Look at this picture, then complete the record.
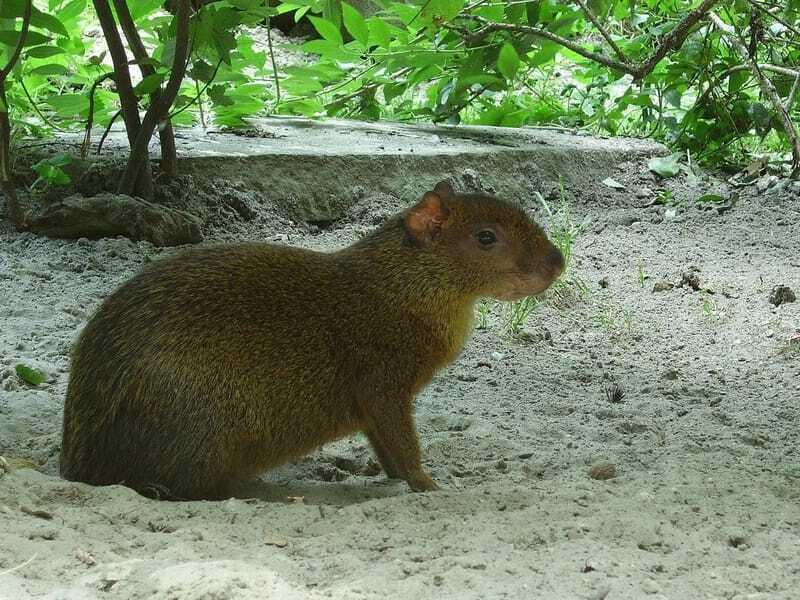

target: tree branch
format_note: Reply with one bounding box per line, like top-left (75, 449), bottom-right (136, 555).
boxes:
top-left (459, 0), bottom-right (720, 82)
top-left (709, 11), bottom-right (800, 176)
top-left (460, 15), bottom-right (639, 77)
top-left (632, 0), bottom-right (721, 80)
top-left (572, 0), bottom-right (628, 64)
top-left (1, 0), bottom-right (33, 230)
top-left (118, 0), bottom-right (190, 196)
top-left (112, 0), bottom-right (177, 177)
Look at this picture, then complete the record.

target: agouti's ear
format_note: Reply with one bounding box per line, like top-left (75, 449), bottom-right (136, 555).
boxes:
top-left (433, 180), bottom-right (454, 199)
top-left (405, 192), bottom-right (450, 243)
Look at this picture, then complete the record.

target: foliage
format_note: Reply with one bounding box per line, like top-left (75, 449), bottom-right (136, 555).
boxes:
top-left (0, 0), bottom-right (799, 196)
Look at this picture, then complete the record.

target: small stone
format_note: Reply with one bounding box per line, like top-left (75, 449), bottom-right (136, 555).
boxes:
top-left (641, 578), bottom-right (660, 594)
top-left (490, 351), bottom-right (505, 361)
top-left (598, 277), bottom-right (609, 288)
top-left (755, 174), bottom-right (777, 193)
top-left (769, 285), bottom-right (796, 306)
top-left (679, 271), bottom-right (701, 291)
top-left (588, 462), bottom-right (616, 480)
top-left (663, 369), bottom-right (680, 380)
top-left (652, 280), bottom-right (674, 292)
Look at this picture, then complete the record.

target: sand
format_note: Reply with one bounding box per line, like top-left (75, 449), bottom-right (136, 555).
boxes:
top-left (1, 151), bottom-right (799, 599)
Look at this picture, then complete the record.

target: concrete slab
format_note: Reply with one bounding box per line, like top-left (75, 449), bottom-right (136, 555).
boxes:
top-left (82, 118), bottom-right (668, 221)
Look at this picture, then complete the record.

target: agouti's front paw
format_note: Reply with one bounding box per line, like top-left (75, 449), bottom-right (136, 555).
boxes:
top-left (406, 471), bottom-right (440, 492)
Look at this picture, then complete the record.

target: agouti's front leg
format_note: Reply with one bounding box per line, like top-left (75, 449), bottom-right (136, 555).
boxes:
top-left (362, 402), bottom-right (439, 492)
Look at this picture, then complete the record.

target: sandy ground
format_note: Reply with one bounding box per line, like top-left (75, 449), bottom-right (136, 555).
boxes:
top-left (1, 155), bottom-right (799, 599)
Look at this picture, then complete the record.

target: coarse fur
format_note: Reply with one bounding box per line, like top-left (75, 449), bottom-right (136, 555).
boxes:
top-left (60, 182), bottom-right (564, 499)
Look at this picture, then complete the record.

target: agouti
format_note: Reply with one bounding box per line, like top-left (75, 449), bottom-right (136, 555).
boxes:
top-left (59, 181), bottom-right (564, 499)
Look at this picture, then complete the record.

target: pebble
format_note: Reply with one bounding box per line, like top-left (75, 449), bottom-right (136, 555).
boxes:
top-left (769, 285), bottom-right (796, 306)
top-left (588, 462), bottom-right (616, 480)
top-left (652, 280), bottom-right (674, 292)
top-left (490, 351), bottom-right (505, 361)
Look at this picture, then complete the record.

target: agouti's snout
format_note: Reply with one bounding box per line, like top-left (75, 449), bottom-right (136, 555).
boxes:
top-left (545, 244), bottom-right (565, 277)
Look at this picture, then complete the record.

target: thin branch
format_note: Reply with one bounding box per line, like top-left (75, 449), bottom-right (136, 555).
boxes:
top-left (787, 74), bottom-right (800, 112)
top-left (459, 0), bottom-right (720, 82)
top-left (91, 0), bottom-right (142, 147)
top-left (746, 0), bottom-right (800, 38)
top-left (709, 11), bottom-right (800, 176)
top-left (631, 0), bottom-right (721, 80)
top-left (0, 0), bottom-right (33, 81)
top-left (0, 554), bottom-right (38, 577)
top-left (266, 14), bottom-right (281, 109)
top-left (97, 108), bottom-right (123, 155)
top-left (168, 58), bottom-right (223, 119)
top-left (695, 63), bottom-right (800, 108)
top-left (572, 0), bottom-right (628, 63)
top-left (83, 72), bottom-right (116, 159)
top-left (459, 15), bottom-right (638, 76)
top-left (20, 78), bottom-right (66, 131)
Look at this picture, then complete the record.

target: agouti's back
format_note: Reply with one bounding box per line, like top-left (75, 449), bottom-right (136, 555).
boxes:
top-left (60, 182), bottom-right (564, 499)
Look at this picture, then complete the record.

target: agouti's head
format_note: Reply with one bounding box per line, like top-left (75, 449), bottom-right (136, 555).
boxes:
top-left (404, 181), bottom-right (564, 301)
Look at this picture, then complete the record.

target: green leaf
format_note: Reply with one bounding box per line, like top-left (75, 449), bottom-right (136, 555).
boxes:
top-left (58, 0), bottom-right (87, 22)
top-left (134, 73), bottom-right (164, 95)
top-left (45, 93), bottom-right (89, 117)
top-left (367, 16), bottom-right (391, 48)
top-left (664, 88), bottom-right (682, 108)
top-left (420, 0), bottom-right (464, 24)
top-left (15, 364), bottom-right (45, 386)
top-left (648, 156), bottom-right (681, 178)
top-left (601, 177), bottom-right (625, 189)
top-left (30, 7), bottom-right (68, 37)
top-left (497, 43), bottom-right (521, 81)
top-left (26, 45), bottom-right (65, 58)
top-left (696, 194), bottom-right (725, 204)
top-left (342, 2), bottom-right (369, 48)
top-left (0, 29), bottom-right (52, 47)
top-left (29, 63), bottom-right (68, 76)
top-left (309, 16), bottom-right (343, 46)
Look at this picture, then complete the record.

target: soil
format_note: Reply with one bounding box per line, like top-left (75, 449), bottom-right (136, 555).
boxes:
top-left (1, 146), bottom-right (799, 599)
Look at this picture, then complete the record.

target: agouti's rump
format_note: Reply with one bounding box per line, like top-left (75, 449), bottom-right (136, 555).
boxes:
top-left (60, 181), bottom-right (563, 499)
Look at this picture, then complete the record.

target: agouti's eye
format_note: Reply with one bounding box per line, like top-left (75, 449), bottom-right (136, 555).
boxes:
top-left (477, 230), bottom-right (497, 247)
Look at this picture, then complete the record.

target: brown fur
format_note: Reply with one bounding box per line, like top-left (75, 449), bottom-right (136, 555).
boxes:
top-left (59, 182), bottom-right (564, 499)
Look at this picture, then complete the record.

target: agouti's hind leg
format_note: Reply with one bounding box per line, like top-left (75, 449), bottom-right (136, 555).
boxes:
top-left (365, 428), bottom-right (401, 479)
top-left (362, 403), bottom-right (439, 492)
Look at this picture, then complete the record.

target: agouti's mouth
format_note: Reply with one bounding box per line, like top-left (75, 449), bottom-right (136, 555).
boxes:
top-left (494, 268), bottom-right (562, 301)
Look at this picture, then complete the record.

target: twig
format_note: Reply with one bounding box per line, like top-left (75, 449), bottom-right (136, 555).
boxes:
top-left (631, 0), bottom-right (721, 80)
top-left (572, 0), bottom-right (628, 63)
top-left (168, 58), bottom-right (223, 120)
top-left (0, 0), bottom-right (32, 82)
top-left (694, 63), bottom-right (800, 108)
top-left (786, 74), bottom-right (800, 112)
top-left (266, 14), bottom-right (281, 109)
top-left (0, 554), bottom-right (38, 577)
top-left (458, 15), bottom-right (636, 76)
top-left (458, 0), bottom-right (719, 83)
top-left (19, 78), bottom-right (66, 132)
top-left (745, 0), bottom-right (800, 38)
top-left (83, 72), bottom-right (115, 159)
top-left (97, 108), bottom-right (123, 155)
top-left (709, 11), bottom-right (800, 175)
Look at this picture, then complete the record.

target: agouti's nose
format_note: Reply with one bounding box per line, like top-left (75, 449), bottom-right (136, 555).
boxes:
top-left (546, 245), bottom-right (565, 275)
